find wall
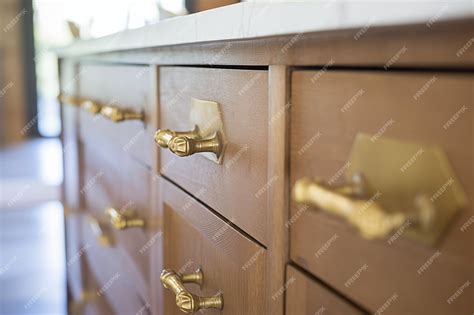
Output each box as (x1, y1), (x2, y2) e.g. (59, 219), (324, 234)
(0, 0), (29, 146)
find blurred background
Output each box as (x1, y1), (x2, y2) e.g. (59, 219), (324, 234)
(0, 0), (240, 314)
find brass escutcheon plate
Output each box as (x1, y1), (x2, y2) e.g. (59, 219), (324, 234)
(189, 98), (227, 164)
(346, 133), (468, 246)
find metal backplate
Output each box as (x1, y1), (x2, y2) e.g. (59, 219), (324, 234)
(346, 133), (468, 246)
(189, 98), (226, 164)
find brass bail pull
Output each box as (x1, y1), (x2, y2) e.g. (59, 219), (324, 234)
(160, 268), (224, 313)
(292, 175), (435, 239)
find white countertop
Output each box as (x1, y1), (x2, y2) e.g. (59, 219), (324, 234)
(57, 1), (473, 57)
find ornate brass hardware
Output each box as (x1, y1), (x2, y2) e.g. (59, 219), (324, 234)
(293, 175), (435, 240)
(155, 128), (223, 160)
(292, 134), (468, 246)
(161, 268), (223, 313)
(154, 127), (199, 148)
(169, 132), (223, 159)
(105, 207), (145, 230)
(155, 98), (226, 163)
(58, 94), (143, 121)
(100, 105), (143, 122)
(81, 100), (102, 114)
(89, 216), (113, 246)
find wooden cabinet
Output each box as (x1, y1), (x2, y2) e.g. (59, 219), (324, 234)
(156, 179), (267, 315)
(159, 67), (269, 245)
(285, 265), (364, 315)
(59, 6), (472, 315)
(290, 71), (473, 315)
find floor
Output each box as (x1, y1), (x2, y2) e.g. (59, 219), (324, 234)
(0, 138), (62, 209)
(0, 138), (67, 315)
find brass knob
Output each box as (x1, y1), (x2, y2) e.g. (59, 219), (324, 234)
(81, 100), (102, 114)
(155, 127), (223, 159)
(161, 268), (223, 314)
(105, 207), (145, 230)
(154, 127), (199, 148)
(88, 216), (113, 246)
(169, 134), (222, 158)
(100, 105), (143, 122)
(292, 175), (435, 239)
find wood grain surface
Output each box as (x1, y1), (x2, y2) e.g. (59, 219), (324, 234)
(78, 63), (156, 167)
(160, 178), (267, 315)
(159, 67), (269, 245)
(80, 140), (152, 302)
(290, 70), (474, 315)
(285, 265), (365, 315)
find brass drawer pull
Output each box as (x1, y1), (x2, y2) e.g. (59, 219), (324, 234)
(81, 100), (102, 114)
(100, 105), (143, 122)
(292, 175), (435, 240)
(155, 99), (227, 163)
(105, 207), (145, 230)
(155, 127), (223, 159)
(58, 94), (143, 121)
(292, 134), (468, 246)
(88, 216), (113, 246)
(154, 127), (199, 148)
(161, 268), (223, 313)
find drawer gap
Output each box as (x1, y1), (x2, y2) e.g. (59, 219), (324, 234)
(162, 175), (267, 249)
(289, 263), (370, 314)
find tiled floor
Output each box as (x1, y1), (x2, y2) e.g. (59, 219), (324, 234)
(0, 138), (67, 315)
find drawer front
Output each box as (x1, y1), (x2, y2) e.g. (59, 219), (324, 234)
(78, 63), (156, 167)
(290, 71), (473, 314)
(81, 140), (151, 300)
(159, 67), (269, 245)
(286, 265), (364, 315)
(80, 214), (150, 315)
(160, 179), (266, 314)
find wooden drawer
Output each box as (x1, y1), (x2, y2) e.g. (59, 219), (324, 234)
(159, 67), (269, 245)
(286, 265), (364, 315)
(80, 140), (151, 300)
(80, 214), (150, 315)
(158, 179), (266, 314)
(78, 63), (157, 167)
(290, 71), (473, 314)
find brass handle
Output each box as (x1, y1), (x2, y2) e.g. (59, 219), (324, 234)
(292, 175), (435, 239)
(100, 105), (143, 122)
(105, 207), (145, 230)
(58, 94), (143, 121)
(154, 127), (199, 148)
(88, 217), (113, 246)
(81, 100), (102, 114)
(161, 268), (223, 313)
(154, 127), (223, 159)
